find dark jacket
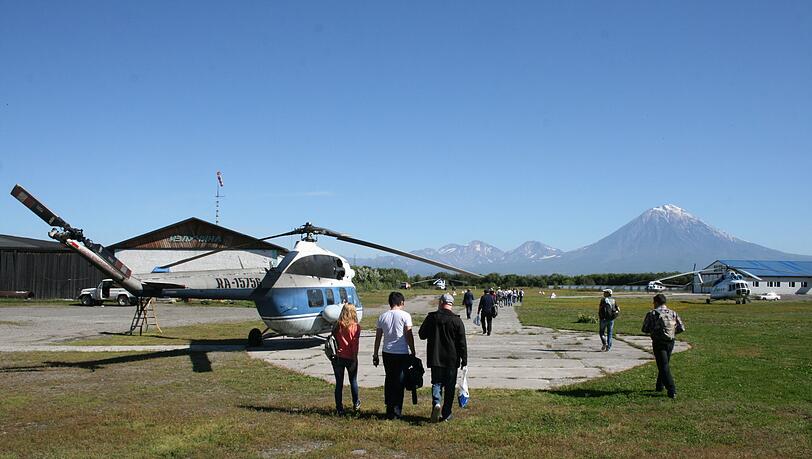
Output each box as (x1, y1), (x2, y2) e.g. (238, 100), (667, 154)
(478, 294), (496, 315)
(418, 308), (468, 368)
(463, 290), (475, 306)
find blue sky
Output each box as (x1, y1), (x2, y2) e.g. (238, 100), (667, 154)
(1, 1), (810, 259)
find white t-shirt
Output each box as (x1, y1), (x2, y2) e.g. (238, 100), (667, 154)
(377, 308), (413, 354)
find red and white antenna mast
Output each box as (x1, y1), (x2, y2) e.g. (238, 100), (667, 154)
(215, 171), (224, 225)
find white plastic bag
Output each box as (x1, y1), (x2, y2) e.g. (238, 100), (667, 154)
(473, 315), (481, 326)
(457, 366), (470, 407)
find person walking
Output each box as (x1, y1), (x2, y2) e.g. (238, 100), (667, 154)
(477, 288), (497, 336)
(598, 289), (620, 351)
(462, 289), (475, 319)
(641, 293), (685, 399)
(373, 291), (416, 419)
(419, 293), (468, 422)
(331, 303), (361, 415)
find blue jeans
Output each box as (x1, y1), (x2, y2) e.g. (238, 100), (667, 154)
(599, 319), (614, 348)
(331, 357), (359, 411)
(431, 366), (458, 420)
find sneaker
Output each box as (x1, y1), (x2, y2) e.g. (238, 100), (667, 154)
(353, 400), (361, 412)
(336, 408), (346, 416)
(441, 413), (454, 422)
(601, 344), (606, 352)
(668, 392), (677, 399)
(431, 403), (441, 423)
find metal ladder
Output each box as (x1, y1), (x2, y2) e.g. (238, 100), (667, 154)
(127, 297), (162, 335)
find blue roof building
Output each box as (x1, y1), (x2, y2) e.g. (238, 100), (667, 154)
(711, 260), (812, 278)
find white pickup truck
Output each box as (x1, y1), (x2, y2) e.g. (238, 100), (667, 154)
(79, 279), (138, 306)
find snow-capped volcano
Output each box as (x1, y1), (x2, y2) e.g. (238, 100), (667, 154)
(546, 204), (805, 273)
(355, 204), (810, 275)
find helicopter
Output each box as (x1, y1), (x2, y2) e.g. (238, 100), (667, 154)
(651, 263), (762, 304)
(11, 185), (480, 346)
(408, 278), (467, 290)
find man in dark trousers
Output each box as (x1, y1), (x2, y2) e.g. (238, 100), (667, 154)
(641, 293), (685, 399)
(419, 293), (467, 422)
(462, 289), (475, 319)
(477, 288), (497, 336)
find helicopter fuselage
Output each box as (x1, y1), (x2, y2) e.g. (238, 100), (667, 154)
(141, 241), (363, 337)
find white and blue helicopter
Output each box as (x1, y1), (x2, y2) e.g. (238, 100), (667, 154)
(11, 185), (480, 346)
(651, 264), (762, 304)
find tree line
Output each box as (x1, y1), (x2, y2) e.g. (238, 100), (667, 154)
(350, 265), (693, 291)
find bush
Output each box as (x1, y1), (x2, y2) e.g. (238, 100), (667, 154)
(576, 313), (597, 324)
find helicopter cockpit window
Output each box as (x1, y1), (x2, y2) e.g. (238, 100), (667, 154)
(338, 288), (348, 303)
(307, 289), (324, 308)
(286, 255), (344, 279)
(326, 289), (335, 304)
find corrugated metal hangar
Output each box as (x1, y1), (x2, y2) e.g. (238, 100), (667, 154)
(699, 260), (812, 295)
(0, 218), (288, 299)
(0, 234), (105, 299)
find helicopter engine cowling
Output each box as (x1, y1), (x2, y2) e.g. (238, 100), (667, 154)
(321, 303), (343, 323)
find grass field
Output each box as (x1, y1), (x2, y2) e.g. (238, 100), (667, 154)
(1, 291), (809, 457)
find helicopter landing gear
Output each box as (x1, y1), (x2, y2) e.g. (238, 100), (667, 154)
(248, 328), (263, 347)
(247, 326), (274, 348)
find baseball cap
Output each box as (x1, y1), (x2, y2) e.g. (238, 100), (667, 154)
(440, 293), (454, 304)
(602, 288), (613, 295)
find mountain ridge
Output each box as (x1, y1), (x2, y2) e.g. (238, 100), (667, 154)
(355, 204), (812, 275)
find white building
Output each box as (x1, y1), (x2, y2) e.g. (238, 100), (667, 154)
(109, 218), (288, 275)
(699, 260), (812, 296)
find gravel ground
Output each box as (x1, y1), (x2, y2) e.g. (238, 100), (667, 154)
(0, 303), (259, 346)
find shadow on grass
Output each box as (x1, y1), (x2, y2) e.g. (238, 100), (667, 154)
(532, 349), (604, 353)
(97, 331), (247, 346)
(547, 388), (638, 398)
(248, 338), (323, 351)
(0, 337), (325, 375)
(239, 404), (428, 426)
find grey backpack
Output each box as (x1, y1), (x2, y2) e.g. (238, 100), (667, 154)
(653, 309), (677, 342)
(602, 298), (619, 320)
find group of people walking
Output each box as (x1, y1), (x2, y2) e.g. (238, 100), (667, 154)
(329, 291), (468, 421)
(327, 287), (686, 421)
(495, 288), (523, 306)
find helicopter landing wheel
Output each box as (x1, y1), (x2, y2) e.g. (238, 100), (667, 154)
(248, 328), (263, 347)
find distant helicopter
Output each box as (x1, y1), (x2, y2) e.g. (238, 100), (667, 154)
(409, 278), (466, 290)
(651, 264), (762, 304)
(11, 185), (480, 346)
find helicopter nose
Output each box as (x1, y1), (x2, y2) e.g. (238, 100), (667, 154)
(322, 303), (342, 323)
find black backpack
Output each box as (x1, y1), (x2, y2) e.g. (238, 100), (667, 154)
(404, 355), (425, 404)
(602, 298), (619, 320)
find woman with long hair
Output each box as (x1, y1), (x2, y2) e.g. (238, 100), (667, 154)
(332, 303), (361, 415)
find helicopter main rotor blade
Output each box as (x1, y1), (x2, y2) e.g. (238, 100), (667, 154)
(158, 229), (298, 269)
(11, 184), (69, 229)
(334, 234), (482, 278)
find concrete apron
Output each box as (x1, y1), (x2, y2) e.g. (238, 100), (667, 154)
(248, 300), (690, 391)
